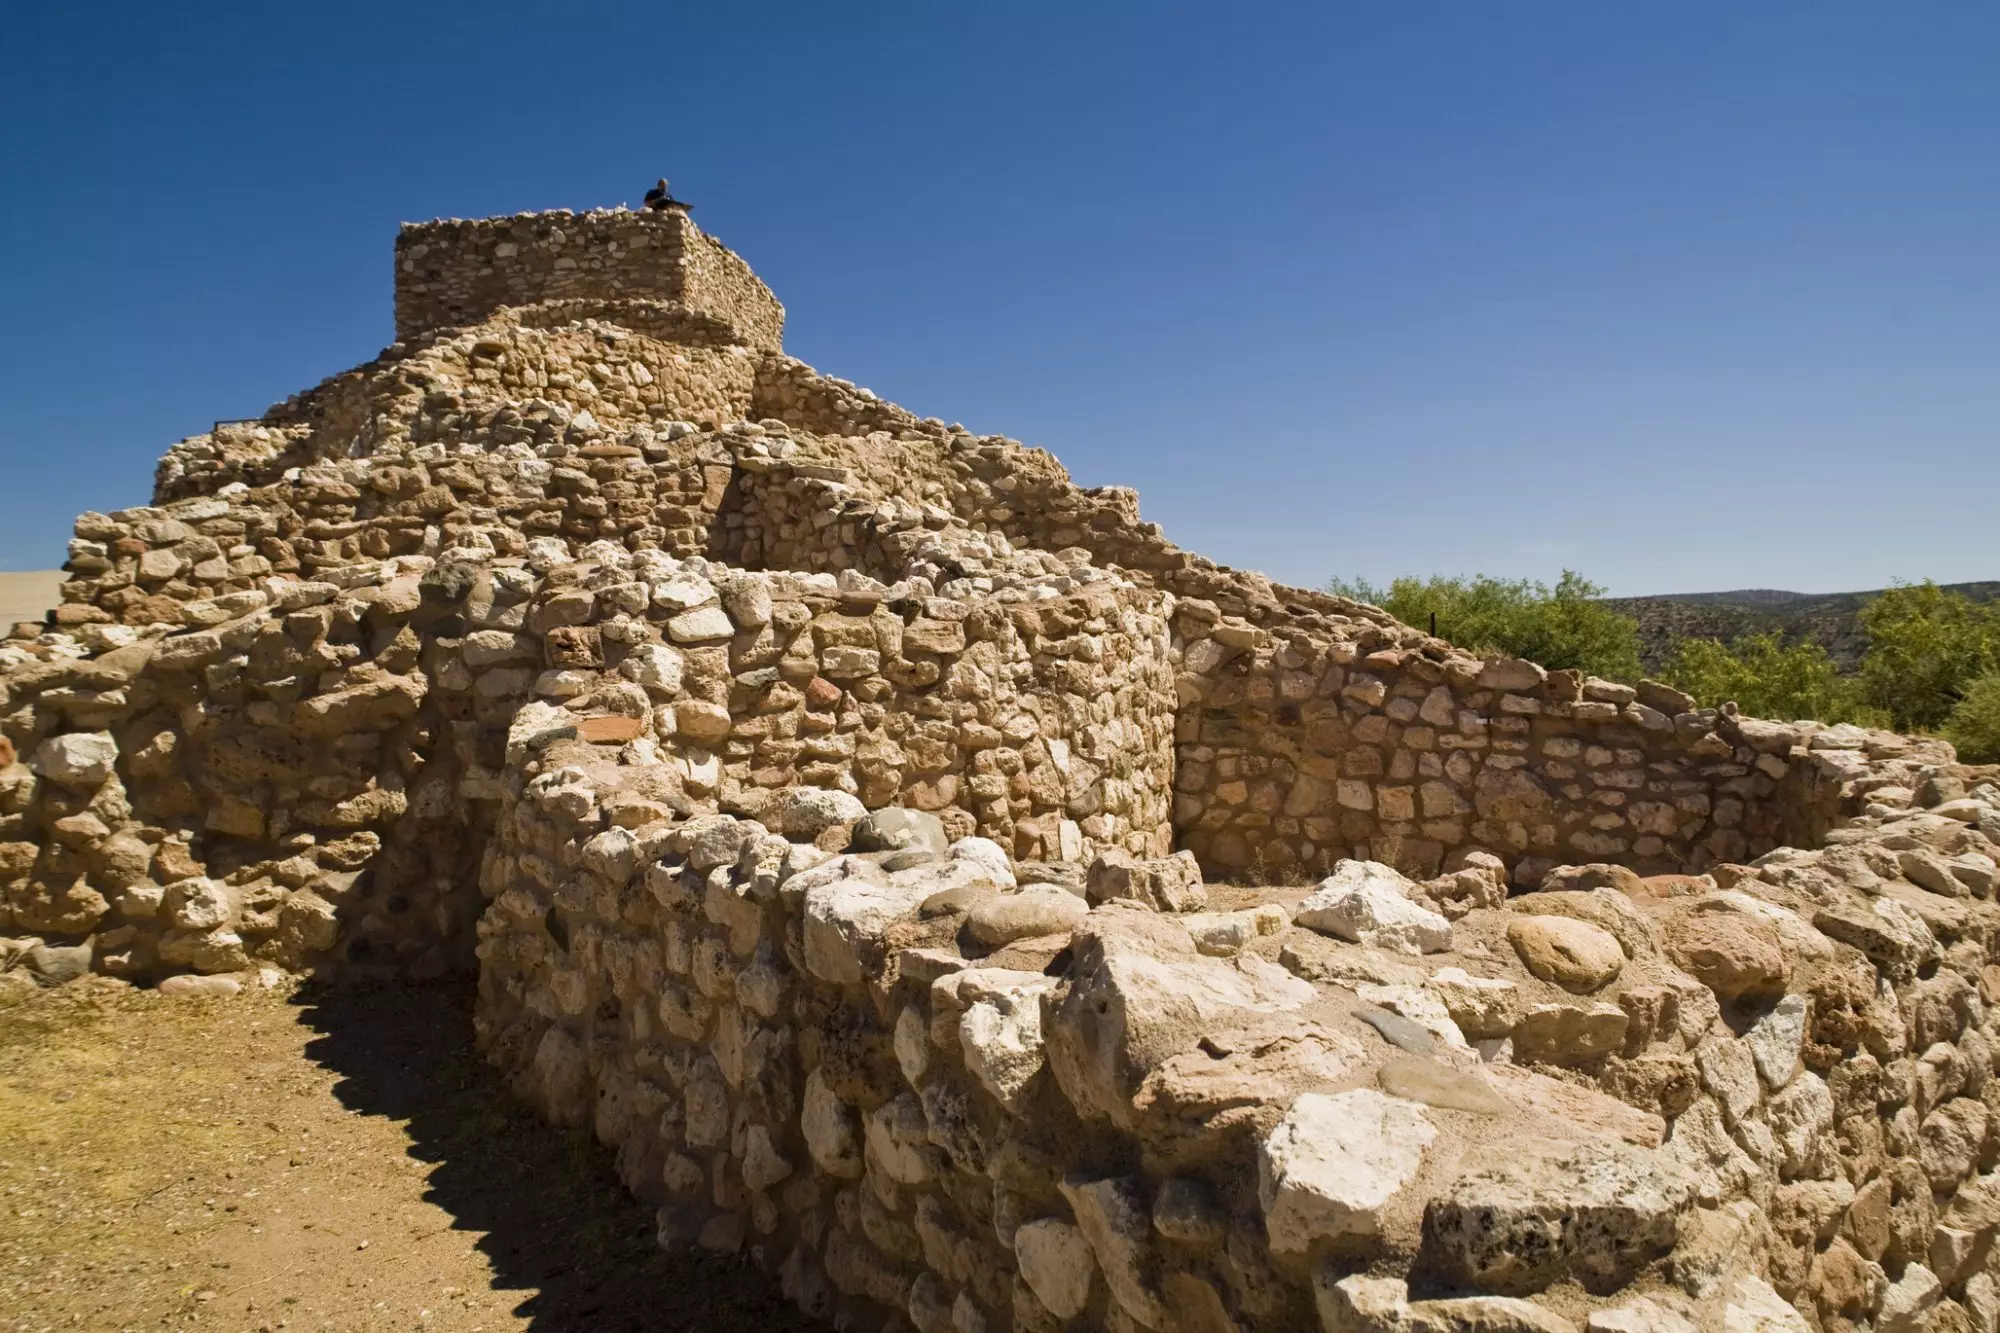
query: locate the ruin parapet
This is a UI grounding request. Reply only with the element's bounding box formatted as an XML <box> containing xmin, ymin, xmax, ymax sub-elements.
<box><xmin>393</xmin><ymin>207</ymin><xmax>784</xmax><ymax>350</ymax></box>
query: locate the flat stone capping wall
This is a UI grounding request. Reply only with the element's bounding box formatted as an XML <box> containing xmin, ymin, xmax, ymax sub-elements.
<box><xmin>393</xmin><ymin>209</ymin><xmax>785</xmax><ymax>351</ymax></box>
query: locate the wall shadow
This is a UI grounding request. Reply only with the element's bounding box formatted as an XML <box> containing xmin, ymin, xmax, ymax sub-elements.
<box><xmin>292</xmin><ymin>981</ymin><xmax>824</xmax><ymax>1333</ymax></box>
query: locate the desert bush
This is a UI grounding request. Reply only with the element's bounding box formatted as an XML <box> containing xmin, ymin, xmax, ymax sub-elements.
<box><xmin>1858</xmin><ymin>582</ymin><xmax>1999</xmax><ymax>731</ymax></box>
<box><xmin>1323</xmin><ymin>570</ymin><xmax>1643</xmax><ymax>681</ymax></box>
<box><xmin>1660</xmin><ymin>632</ymin><xmax>1871</xmax><ymax>723</ymax></box>
<box><xmin>1947</xmin><ymin>673</ymin><xmax>2000</xmax><ymax>764</ymax></box>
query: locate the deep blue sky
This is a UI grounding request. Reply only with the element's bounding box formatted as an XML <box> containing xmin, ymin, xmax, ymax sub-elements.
<box><xmin>4</xmin><ymin>3</ymin><xmax>1995</xmax><ymax>595</ymax></box>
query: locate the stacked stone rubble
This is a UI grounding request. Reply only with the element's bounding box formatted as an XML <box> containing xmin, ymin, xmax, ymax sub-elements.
<box><xmin>5</xmin><ymin>200</ymin><xmax>2000</xmax><ymax>1331</ymax></box>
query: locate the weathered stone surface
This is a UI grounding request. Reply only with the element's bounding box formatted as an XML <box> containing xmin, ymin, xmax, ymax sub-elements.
<box><xmin>1259</xmin><ymin>1089</ymin><xmax>1436</xmax><ymax>1252</ymax></box>
<box><xmin>1423</xmin><ymin>1137</ymin><xmax>1696</xmax><ymax>1294</ymax></box>
<box><xmin>963</xmin><ymin>890</ymin><xmax>1087</xmax><ymax>948</ymax></box>
<box><xmin>1667</xmin><ymin>910</ymin><xmax>1788</xmax><ymax>1002</ymax></box>
<box><xmin>30</xmin><ymin>732</ymin><xmax>118</xmax><ymax>787</ymax></box>
<box><xmin>800</xmin><ymin>860</ymin><xmax>926</xmax><ymax>985</ymax></box>
<box><xmin>1296</xmin><ymin>861</ymin><xmax>1451</xmax><ymax>955</ymax></box>
<box><xmin>1013</xmin><ymin>1218</ymin><xmax>1094</xmax><ymax>1319</ymax></box>
<box><xmin>955</xmin><ymin>969</ymin><xmax>1058</xmax><ymax>1112</ymax></box>
<box><xmin>1508</xmin><ymin>915</ymin><xmax>1624</xmax><ymax>993</ymax></box>
<box><xmin>1057</xmin><ymin>1175</ymin><xmax>1163</xmax><ymax>1327</ymax></box>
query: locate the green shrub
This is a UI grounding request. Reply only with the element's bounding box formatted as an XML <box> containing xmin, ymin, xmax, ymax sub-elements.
<box><xmin>1660</xmin><ymin>632</ymin><xmax>1870</xmax><ymax>722</ymax></box>
<box><xmin>1946</xmin><ymin>672</ymin><xmax>2000</xmax><ymax>764</ymax></box>
<box><xmin>1323</xmin><ymin>571</ymin><xmax>1644</xmax><ymax>682</ymax></box>
<box><xmin>1858</xmin><ymin>582</ymin><xmax>1999</xmax><ymax>731</ymax></box>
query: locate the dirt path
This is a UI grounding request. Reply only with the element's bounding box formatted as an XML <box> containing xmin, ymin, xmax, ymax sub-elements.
<box><xmin>0</xmin><ymin>980</ymin><xmax>823</xmax><ymax>1333</ymax></box>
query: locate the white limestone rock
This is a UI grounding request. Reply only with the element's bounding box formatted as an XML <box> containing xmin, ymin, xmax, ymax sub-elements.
<box><xmin>801</xmin><ymin>1068</ymin><xmax>863</xmax><ymax>1178</ymax></box>
<box><xmin>958</xmin><ymin>970</ymin><xmax>1059</xmax><ymax>1112</ymax></box>
<box><xmin>1721</xmin><ymin>1276</ymin><xmax>1814</xmax><ymax>1332</ymax></box>
<box><xmin>1744</xmin><ymin>994</ymin><xmax>1807</xmax><ymax>1091</ymax></box>
<box><xmin>1013</xmin><ymin>1218</ymin><xmax>1095</xmax><ymax>1320</ymax></box>
<box><xmin>801</xmin><ymin>860</ymin><xmax>928</xmax><ymax>986</ymax></box>
<box><xmin>949</xmin><ymin>835</ymin><xmax>1016</xmax><ymax>887</ymax></box>
<box><xmin>766</xmin><ymin>785</ymin><xmax>867</xmax><ymax>841</ymax></box>
<box><xmin>1258</xmin><ymin>1088</ymin><xmax>1436</xmax><ymax>1253</ymax></box>
<box><xmin>31</xmin><ymin>731</ymin><xmax>118</xmax><ymax>788</ymax></box>
<box><xmin>1295</xmin><ymin>860</ymin><xmax>1451</xmax><ymax>955</ymax></box>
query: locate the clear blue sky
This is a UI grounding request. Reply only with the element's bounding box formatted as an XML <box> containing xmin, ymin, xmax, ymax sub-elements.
<box><xmin>3</xmin><ymin>2</ymin><xmax>1995</xmax><ymax>595</ymax></box>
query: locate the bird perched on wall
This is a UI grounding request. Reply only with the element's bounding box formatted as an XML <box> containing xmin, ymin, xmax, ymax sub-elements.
<box><xmin>642</xmin><ymin>178</ymin><xmax>691</xmax><ymax>213</ymax></box>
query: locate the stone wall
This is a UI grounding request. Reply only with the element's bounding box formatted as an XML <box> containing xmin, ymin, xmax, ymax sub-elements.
<box><xmin>393</xmin><ymin>209</ymin><xmax>784</xmax><ymax>350</ymax></box>
<box><xmin>471</xmin><ymin>723</ymin><xmax>2000</xmax><ymax>1333</ymax></box>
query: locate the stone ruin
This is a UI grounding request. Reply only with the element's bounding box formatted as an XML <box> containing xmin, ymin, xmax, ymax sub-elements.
<box><xmin>5</xmin><ymin>200</ymin><xmax>2000</xmax><ymax>1333</ymax></box>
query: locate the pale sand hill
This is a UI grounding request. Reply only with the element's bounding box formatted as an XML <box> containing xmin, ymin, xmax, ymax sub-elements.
<box><xmin>0</xmin><ymin>570</ymin><xmax>63</xmax><ymax>629</ymax></box>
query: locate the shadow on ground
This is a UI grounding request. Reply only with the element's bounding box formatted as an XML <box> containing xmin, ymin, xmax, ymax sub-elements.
<box><xmin>295</xmin><ymin>981</ymin><xmax>824</xmax><ymax>1333</ymax></box>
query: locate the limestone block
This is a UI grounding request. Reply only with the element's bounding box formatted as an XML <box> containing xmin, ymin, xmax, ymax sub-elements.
<box><xmin>766</xmin><ymin>785</ymin><xmax>866</xmax><ymax>841</ymax></box>
<box><xmin>1259</xmin><ymin>1089</ymin><xmax>1436</xmax><ymax>1253</ymax></box>
<box><xmin>1043</xmin><ymin>909</ymin><xmax>1316</xmax><ymax>1126</ymax></box>
<box><xmin>801</xmin><ymin>1068</ymin><xmax>862</xmax><ymax>1178</ymax></box>
<box><xmin>801</xmin><ymin>860</ymin><xmax>928</xmax><ymax>986</ymax></box>
<box><xmin>1179</xmin><ymin>904</ymin><xmax>1287</xmax><ymax>957</ymax></box>
<box><xmin>1295</xmin><ymin>861</ymin><xmax>1451</xmax><ymax>955</ymax></box>
<box><xmin>852</xmin><ymin>807</ymin><xmax>949</xmax><ymax>856</ymax></box>
<box><xmin>1743</xmin><ymin>994</ymin><xmax>1806</xmax><ymax>1091</ymax></box>
<box><xmin>666</xmin><ymin>605</ymin><xmax>733</xmax><ymax>643</ymax></box>
<box><xmin>31</xmin><ymin>732</ymin><xmax>118</xmax><ymax>788</ymax></box>
<box><xmin>1422</xmin><ymin>1136</ymin><xmax>1696</xmax><ymax>1294</ymax></box>
<box><xmin>620</xmin><ymin>642</ymin><xmax>684</xmax><ymax>695</ymax></box>
<box><xmin>865</xmin><ymin>1093</ymin><xmax>935</xmax><ymax>1184</ymax></box>
<box><xmin>1510</xmin><ymin>1001</ymin><xmax>1629</xmax><ymax>1067</ymax></box>
<box><xmin>1667</xmin><ymin>909</ymin><xmax>1788</xmax><ymax>1002</ymax></box>
<box><xmin>957</xmin><ymin>970</ymin><xmax>1059</xmax><ymax>1112</ymax></box>
<box><xmin>950</xmin><ymin>836</ymin><xmax>1016</xmax><ymax>886</ymax></box>
<box><xmin>1013</xmin><ymin>1218</ymin><xmax>1094</xmax><ymax>1319</ymax></box>
<box><xmin>1085</xmin><ymin>849</ymin><xmax>1206</xmax><ymax>912</ymax></box>
<box><xmin>1427</xmin><ymin>967</ymin><xmax>1521</xmax><ymax>1038</ymax></box>
<box><xmin>1057</xmin><ymin>1175</ymin><xmax>1163</xmax><ymax>1328</ymax></box>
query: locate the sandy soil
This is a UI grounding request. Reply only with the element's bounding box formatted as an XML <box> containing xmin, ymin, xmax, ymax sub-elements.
<box><xmin>0</xmin><ymin>571</ymin><xmax>62</xmax><ymax>631</ymax></box>
<box><xmin>0</xmin><ymin>979</ymin><xmax>824</xmax><ymax>1333</ymax></box>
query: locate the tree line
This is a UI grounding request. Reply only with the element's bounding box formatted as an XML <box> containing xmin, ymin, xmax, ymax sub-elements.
<box><xmin>1322</xmin><ymin>573</ymin><xmax>2000</xmax><ymax>764</ymax></box>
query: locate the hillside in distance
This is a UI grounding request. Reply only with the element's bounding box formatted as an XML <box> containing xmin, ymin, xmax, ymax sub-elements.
<box><xmin>1605</xmin><ymin>580</ymin><xmax>2000</xmax><ymax>672</ymax></box>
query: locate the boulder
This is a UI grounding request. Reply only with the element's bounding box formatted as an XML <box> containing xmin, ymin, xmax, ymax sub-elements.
<box><xmin>1507</xmin><ymin>915</ymin><xmax>1624</xmax><ymax>993</ymax></box>
<box><xmin>1295</xmin><ymin>861</ymin><xmax>1451</xmax><ymax>955</ymax></box>
<box><xmin>964</xmin><ymin>889</ymin><xmax>1088</xmax><ymax>948</ymax></box>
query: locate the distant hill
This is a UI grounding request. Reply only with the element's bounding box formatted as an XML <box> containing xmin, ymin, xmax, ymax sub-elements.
<box><xmin>1605</xmin><ymin>581</ymin><xmax>2000</xmax><ymax>673</ymax></box>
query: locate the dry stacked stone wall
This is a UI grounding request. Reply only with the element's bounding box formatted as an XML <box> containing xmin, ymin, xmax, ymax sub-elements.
<box><xmin>394</xmin><ymin>208</ymin><xmax>784</xmax><ymax>350</ymax></box>
<box><xmin>7</xmin><ymin>201</ymin><xmax>2000</xmax><ymax>1332</ymax></box>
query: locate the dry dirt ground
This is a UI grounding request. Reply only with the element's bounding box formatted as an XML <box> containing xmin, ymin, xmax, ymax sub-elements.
<box><xmin>0</xmin><ymin>979</ymin><xmax>825</xmax><ymax>1333</ymax></box>
<box><xmin>0</xmin><ymin>572</ymin><xmax>62</xmax><ymax>632</ymax></box>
